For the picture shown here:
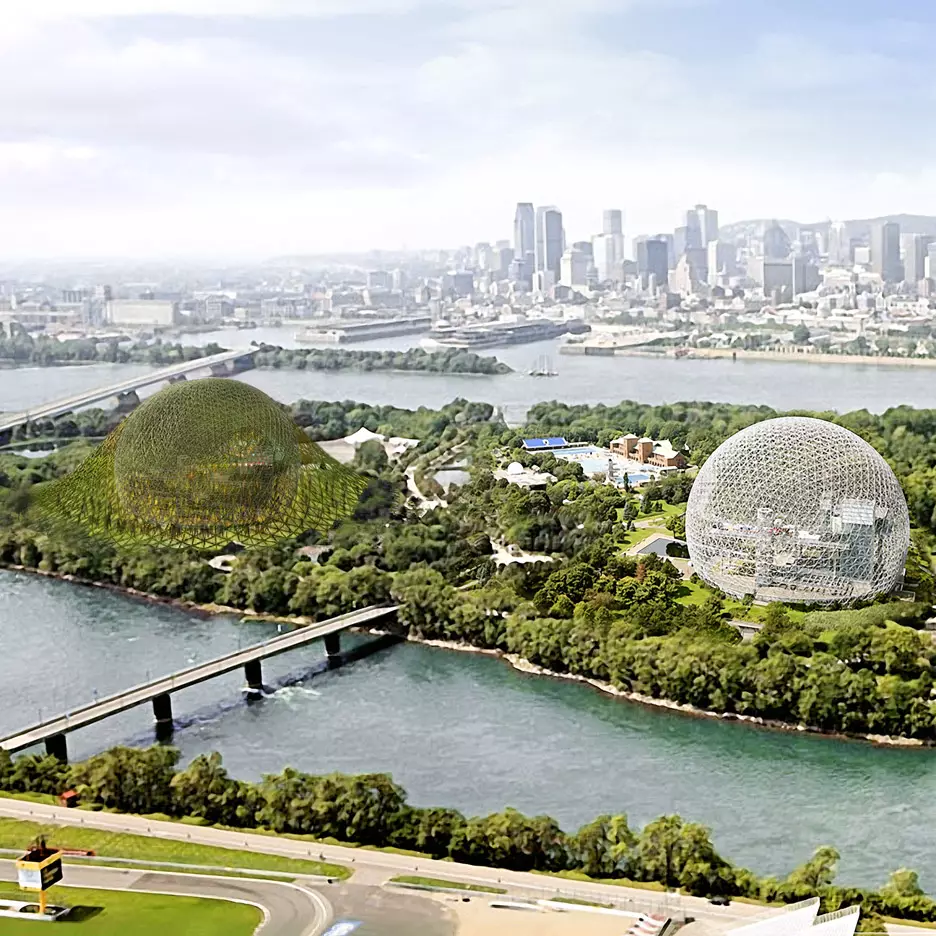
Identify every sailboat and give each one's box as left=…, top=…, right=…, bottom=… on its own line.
left=528, top=354, right=558, bottom=377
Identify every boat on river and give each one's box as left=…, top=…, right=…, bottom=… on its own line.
left=528, top=354, right=558, bottom=377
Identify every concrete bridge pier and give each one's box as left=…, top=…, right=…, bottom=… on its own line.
left=152, top=693, right=174, bottom=740
left=167, top=374, right=188, bottom=384
left=324, top=632, right=342, bottom=669
left=44, top=733, right=68, bottom=763
left=243, top=659, right=265, bottom=699
left=115, top=390, right=140, bottom=413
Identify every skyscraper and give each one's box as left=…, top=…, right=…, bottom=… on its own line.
left=685, top=212, right=702, bottom=250
left=871, top=221, right=902, bottom=284
left=827, top=221, right=848, bottom=265
left=763, top=221, right=792, bottom=260
left=645, top=238, right=669, bottom=290
left=592, top=234, right=617, bottom=282
left=560, top=248, right=590, bottom=287
left=707, top=240, right=736, bottom=285
left=673, top=226, right=689, bottom=264
left=691, top=204, right=719, bottom=244
left=603, top=209, right=623, bottom=236
left=901, top=234, right=932, bottom=286
left=514, top=203, right=535, bottom=262
left=537, top=206, right=564, bottom=278
left=925, top=242, right=936, bottom=281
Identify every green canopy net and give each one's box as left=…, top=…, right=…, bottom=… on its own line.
left=28, top=378, right=367, bottom=550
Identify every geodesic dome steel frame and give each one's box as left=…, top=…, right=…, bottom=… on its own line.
left=685, top=416, right=910, bottom=605
left=29, top=378, right=366, bottom=551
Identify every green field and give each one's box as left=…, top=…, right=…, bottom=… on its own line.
left=0, top=817, right=347, bottom=879
left=390, top=875, right=506, bottom=894
left=0, top=884, right=260, bottom=935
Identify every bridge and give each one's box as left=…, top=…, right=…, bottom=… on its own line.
left=0, top=604, right=398, bottom=762
left=0, top=348, right=256, bottom=438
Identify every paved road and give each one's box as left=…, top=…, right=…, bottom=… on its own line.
left=0, top=859, right=331, bottom=936
left=0, top=799, right=774, bottom=928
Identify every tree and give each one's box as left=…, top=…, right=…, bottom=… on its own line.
left=793, top=324, right=811, bottom=344
left=171, top=752, right=257, bottom=826
left=786, top=845, right=840, bottom=890
left=354, top=439, right=390, bottom=474
left=570, top=814, right=636, bottom=877
left=880, top=867, right=924, bottom=900
left=635, top=815, right=727, bottom=894
left=70, top=745, right=179, bottom=815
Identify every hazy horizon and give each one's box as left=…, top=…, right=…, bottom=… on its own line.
left=2, top=0, right=934, bottom=260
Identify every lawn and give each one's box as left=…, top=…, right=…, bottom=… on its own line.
left=674, top=580, right=806, bottom=624
left=390, top=875, right=506, bottom=894
left=639, top=502, right=684, bottom=521
left=0, top=817, right=347, bottom=880
left=0, top=883, right=260, bottom=936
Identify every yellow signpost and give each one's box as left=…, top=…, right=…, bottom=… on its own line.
left=16, top=841, right=64, bottom=916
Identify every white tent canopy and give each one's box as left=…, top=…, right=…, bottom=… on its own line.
left=343, top=427, right=385, bottom=447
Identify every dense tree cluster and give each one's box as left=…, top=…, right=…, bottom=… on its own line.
left=0, top=326, right=224, bottom=368
left=251, top=345, right=511, bottom=375
left=0, top=744, right=935, bottom=922
left=390, top=560, right=936, bottom=739
left=3, top=396, right=936, bottom=740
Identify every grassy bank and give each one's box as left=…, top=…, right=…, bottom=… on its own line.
left=390, top=875, right=507, bottom=894
left=0, top=883, right=261, bottom=935
left=0, top=815, right=348, bottom=880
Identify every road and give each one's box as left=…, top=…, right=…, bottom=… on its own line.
left=0, top=859, right=331, bottom=936
left=0, top=799, right=774, bottom=929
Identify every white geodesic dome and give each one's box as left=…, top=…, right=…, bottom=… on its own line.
left=685, top=416, right=910, bottom=605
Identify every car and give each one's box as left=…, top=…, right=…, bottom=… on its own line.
left=709, top=896, right=731, bottom=906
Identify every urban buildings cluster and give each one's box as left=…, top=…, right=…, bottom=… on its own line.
left=3, top=202, right=936, bottom=360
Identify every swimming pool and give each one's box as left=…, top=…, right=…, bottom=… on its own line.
left=556, top=445, right=605, bottom=456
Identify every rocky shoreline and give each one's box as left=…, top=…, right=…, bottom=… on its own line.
left=408, top=635, right=928, bottom=749
left=1, top=563, right=928, bottom=749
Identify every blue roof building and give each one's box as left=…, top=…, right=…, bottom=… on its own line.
left=522, top=436, right=569, bottom=450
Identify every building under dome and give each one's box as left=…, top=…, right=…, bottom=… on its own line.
left=686, top=416, right=910, bottom=605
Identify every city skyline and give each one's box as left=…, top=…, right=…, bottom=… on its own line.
left=1, top=1, right=935, bottom=259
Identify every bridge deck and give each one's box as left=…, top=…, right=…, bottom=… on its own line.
left=0, top=605, right=397, bottom=753
left=0, top=349, right=252, bottom=434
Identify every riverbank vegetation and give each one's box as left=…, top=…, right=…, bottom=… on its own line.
left=251, top=344, right=512, bottom=375
left=0, top=744, right=934, bottom=924
left=3, top=397, right=936, bottom=743
left=0, top=326, right=225, bottom=367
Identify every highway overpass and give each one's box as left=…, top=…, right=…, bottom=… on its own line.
left=0, top=348, right=256, bottom=437
left=0, top=604, right=398, bottom=761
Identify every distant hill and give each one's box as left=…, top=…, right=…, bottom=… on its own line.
left=720, top=214, right=936, bottom=243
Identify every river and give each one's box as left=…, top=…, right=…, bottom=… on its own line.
left=2, top=330, right=935, bottom=891
left=2, top=328, right=936, bottom=421
left=1, top=569, right=934, bottom=892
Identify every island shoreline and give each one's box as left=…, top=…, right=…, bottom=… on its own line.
left=563, top=345, right=936, bottom=369
left=0, top=562, right=928, bottom=750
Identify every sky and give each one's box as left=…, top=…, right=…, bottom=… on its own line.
left=1, top=0, right=934, bottom=259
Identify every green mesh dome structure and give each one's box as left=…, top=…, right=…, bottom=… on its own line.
left=29, top=378, right=367, bottom=550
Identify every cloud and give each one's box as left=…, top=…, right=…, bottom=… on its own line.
left=0, top=0, right=934, bottom=258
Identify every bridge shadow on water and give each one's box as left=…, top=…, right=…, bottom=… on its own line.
left=125, top=632, right=404, bottom=749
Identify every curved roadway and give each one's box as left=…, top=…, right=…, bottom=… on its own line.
left=0, top=860, right=330, bottom=936
left=0, top=799, right=774, bottom=928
